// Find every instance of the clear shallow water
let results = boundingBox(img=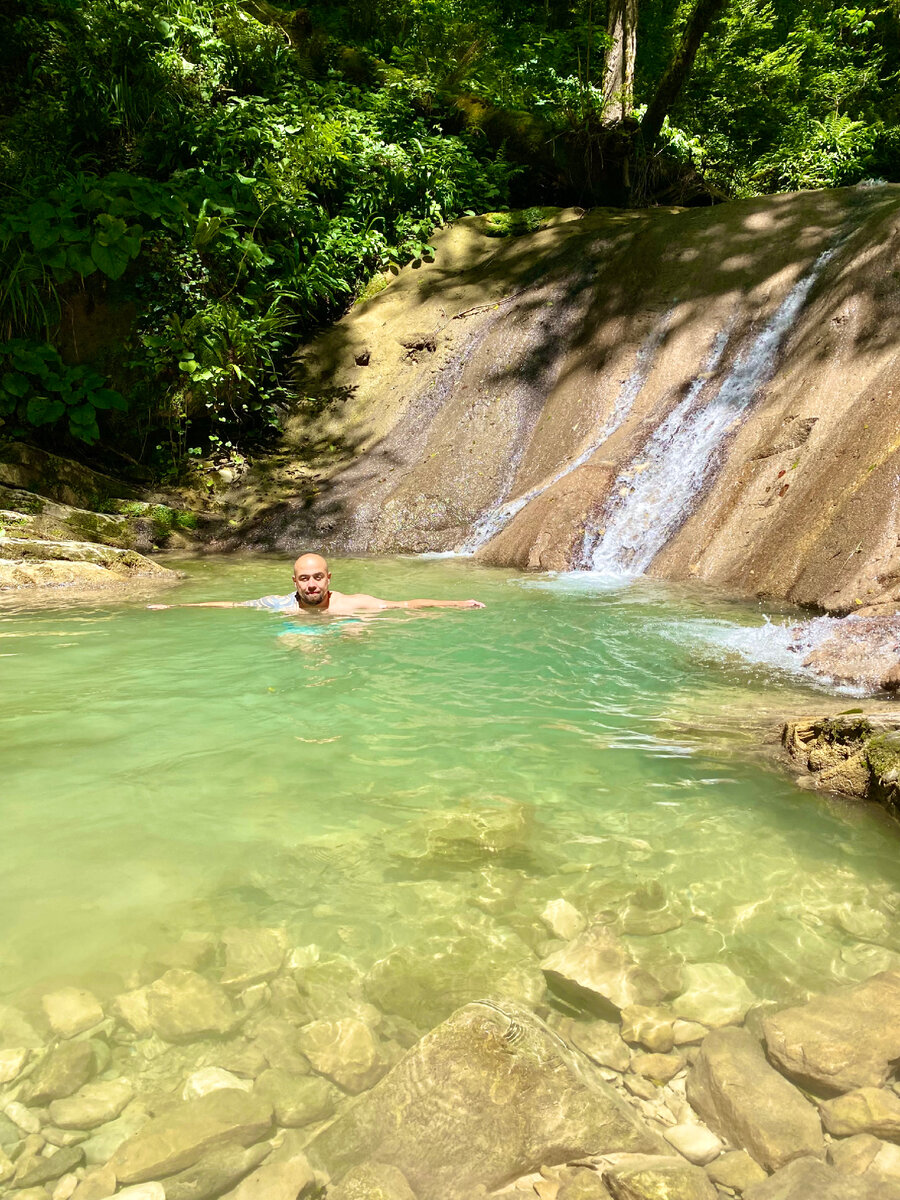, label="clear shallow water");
[2,556,899,1022]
